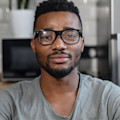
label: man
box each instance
[0,0,120,120]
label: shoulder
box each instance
[79,73,120,119]
[80,73,120,97]
[0,76,40,101]
[0,76,41,119]
[80,73,119,89]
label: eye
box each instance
[39,31,55,41]
[67,34,75,38]
[64,33,76,40]
[63,30,78,40]
[40,36,52,40]
[40,35,53,42]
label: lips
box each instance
[48,54,71,64]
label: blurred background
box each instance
[0,0,120,86]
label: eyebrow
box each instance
[42,28,53,31]
[36,27,81,32]
[63,27,77,30]
[43,27,80,31]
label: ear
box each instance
[31,39,36,54]
[81,37,84,52]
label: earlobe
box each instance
[31,39,36,54]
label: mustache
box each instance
[48,51,72,58]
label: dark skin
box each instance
[31,11,84,117]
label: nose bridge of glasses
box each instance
[54,30,64,42]
[55,31,62,39]
[51,31,67,48]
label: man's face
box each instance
[31,11,84,78]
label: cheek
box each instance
[71,45,82,61]
[35,46,49,64]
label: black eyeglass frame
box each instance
[34,28,83,45]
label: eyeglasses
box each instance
[34,28,82,45]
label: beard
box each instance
[41,63,75,78]
[36,51,81,78]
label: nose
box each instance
[51,35,67,50]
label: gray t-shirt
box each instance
[0,73,120,120]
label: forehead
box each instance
[35,11,81,31]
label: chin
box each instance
[42,64,75,78]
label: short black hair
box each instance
[34,0,83,31]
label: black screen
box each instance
[2,39,40,80]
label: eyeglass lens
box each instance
[38,30,81,45]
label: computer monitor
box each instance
[1,39,40,81]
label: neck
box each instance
[40,68,80,95]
